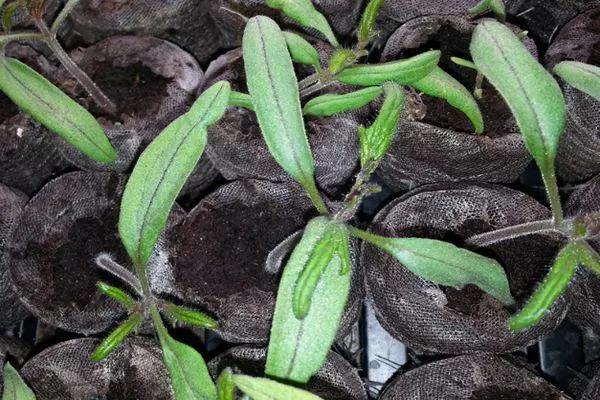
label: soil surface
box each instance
[0,93,19,124]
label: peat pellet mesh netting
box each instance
[379,354,569,399]
[208,346,368,400]
[362,183,568,354]
[155,179,364,343]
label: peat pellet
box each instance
[64,0,222,63]
[564,173,600,335]
[208,346,368,400]
[202,48,360,196]
[209,0,362,47]
[379,354,570,399]
[545,8,600,182]
[376,15,533,190]
[20,338,172,400]
[166,179,363,343]
[0,184,30,328]
[362,183,567,354]
[7,171,183,334]
[54,36,204,173]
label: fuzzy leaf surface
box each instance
[266,217,351,383]
[351,228,515,306]
[283,31,321,69]
[233,375,323,400]
[411,66,484,133]
[470,20,565,175]
[2,363,36,400]
[119,81,230,266]
[0,58,116,163]
[303,87,381,116]
[243,16,318,191]
[554,61,600,102]
[335,50,440,87]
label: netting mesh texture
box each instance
[363,183,568,354]
[376,15,533,191]
[379,354,569,399]
[208,346,367,400]
[0,184,30,328]
[159,179,363,343]
[20,338,172,400]
[54,35,203,173]
[7,171,184,334]
[545,7,600,182]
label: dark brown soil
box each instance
[0,93,19,124]
[87,0,130,13]
[174,197,313,299]
[91,62,170,120]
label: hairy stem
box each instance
[50,0,80,34]
[542,166,565,228]
[0,31,44,44]
[300,80,334,98]
[303,180,328,215]
[465,219,561,247]
[34,19,118,115]
[298,73,319,90]
[334,163,379,222]
[95,254,143,295]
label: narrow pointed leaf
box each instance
[233,375,323,400]
[328,49,357,75]
[411,66,484,133]
[243,16,326,213]
[468,0,506,22]
[2,363,36,400]
[267,217,351,383]
[217,369,235,400]
[509,242,579,331]
[358,0,385,43]
[229,91,254,111]
[154,310,216,400]
[470,20,565,175]
[359,82,404,166]
[303,87,381,117]
[0,58,116,163]
[335,50,440,87]
[1,1,20,32]
[119,81,230,266]
[283,31,321,70]
[265,0,338,46]
[163,303,219,330]
[350,227,514,305]
[553,61,600,102]
[97,281,136,311]
[91,313,143,362]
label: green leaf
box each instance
[153,309,216,400]
[1,1,20,32]
[303,86,381,117]
[163,303,219,330]
[266,217,351,383]
[359,82,405,167]
[119,81,230,266]
[509,242,579,331]
[283,31,321,70]
[350,227,515,305]
[553,61,600,102]
[232,375,323,400]
[91,313,143,362]
[470,20,565,176]
[357,0,385,43]
[335,50,440,87]
[0,57,116,163]
[468,0,506,23]
[265,0,338,47]
[328,49,357,75]
[2,363,36,400]
[243,16,327,214]
[217,369,235,400]
[97,281,136,311]
[229,91,254,111]
[411,66,484,133]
